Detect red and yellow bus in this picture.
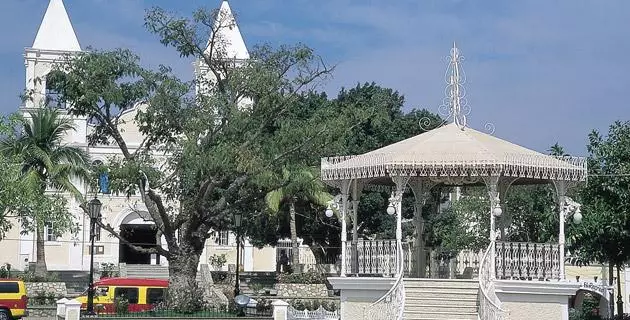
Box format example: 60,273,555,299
0,279,28,320
76,278,168,313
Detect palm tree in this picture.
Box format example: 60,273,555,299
1,108,90,277
265,166,332,272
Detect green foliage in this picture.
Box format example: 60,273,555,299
277,270,326,284
209,254,227,270
425,187,489,252
114,297,130,314
289,299,338,311
18,271,60,282
249,282,265,294
100,263,119,278
569,121,630,267
502,185,559,243
255,298,272,313
210,271,230,284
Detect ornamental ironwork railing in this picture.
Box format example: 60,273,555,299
495,241,561,280
478,243,507,320
362,240,406,320
287,306,339,320
426,249,483,279
345,240,412,276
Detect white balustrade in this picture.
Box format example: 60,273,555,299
346,239,413,275
287,306,339,320
495,241,561,280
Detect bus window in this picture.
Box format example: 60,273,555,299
147,288,165,305
114,287,139,304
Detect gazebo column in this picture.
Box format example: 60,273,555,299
553,180,569,281
339,180,352,277
497,178,518,240
390,176,410,276
409,179,435,278
483,176,501,280
350,180,363,275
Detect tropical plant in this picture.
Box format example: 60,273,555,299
0,108,90,277
265,166,332,270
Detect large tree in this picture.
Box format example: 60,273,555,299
0,109,89,277
47,6,380,311
569,121,630,316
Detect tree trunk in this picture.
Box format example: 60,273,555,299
289,200,300,272
166,243,203,312
34,222,47,278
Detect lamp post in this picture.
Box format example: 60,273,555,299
233,213,242,298
86,197,102,315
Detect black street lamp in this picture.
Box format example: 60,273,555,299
86,197,102,315
233,213,242,298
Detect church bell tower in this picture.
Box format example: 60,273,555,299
23,0,86,145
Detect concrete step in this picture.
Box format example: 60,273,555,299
405,290,478,300
402,312,478,320
403,279,479,319
405,304,478,314
405,296,478,307
404,278,479,288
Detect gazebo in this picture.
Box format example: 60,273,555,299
321,45,588,320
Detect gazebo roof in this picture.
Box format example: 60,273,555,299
321,122,587,183
321,44,587,185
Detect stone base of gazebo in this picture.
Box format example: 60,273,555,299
328,277,396,319
495,280,581,320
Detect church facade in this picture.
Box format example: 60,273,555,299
0,0,284,272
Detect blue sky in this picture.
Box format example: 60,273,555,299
1,0,629,155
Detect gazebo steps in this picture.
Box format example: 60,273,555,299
403,279,479,319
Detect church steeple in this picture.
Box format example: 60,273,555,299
205,1,249,60
32,0,81,51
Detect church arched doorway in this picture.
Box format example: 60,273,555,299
118,211,160,265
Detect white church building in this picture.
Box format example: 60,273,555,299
0,0,296,273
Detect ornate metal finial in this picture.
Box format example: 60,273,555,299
420,43,471,131
420,43,496,135
444,42,469,130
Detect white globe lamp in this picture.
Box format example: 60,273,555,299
386,203,396,216
573,209,582,224
325,205,334,218
492,204,502,217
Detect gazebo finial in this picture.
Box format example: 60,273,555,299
444,42,469,130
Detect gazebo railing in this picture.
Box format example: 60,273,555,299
362,240,406,320
495,241,561,280
345,240,412,276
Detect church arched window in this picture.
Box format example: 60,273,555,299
45,70,67,109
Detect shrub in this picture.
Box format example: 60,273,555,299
277,270,326,284
114,297,129,314
100,263,119,278
0,265,8,279
255,298,272,313
18,271,59,282
33,291,47,306
250,282,264,294
288,299,338,311
211,271,231,284
209,254,227,270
